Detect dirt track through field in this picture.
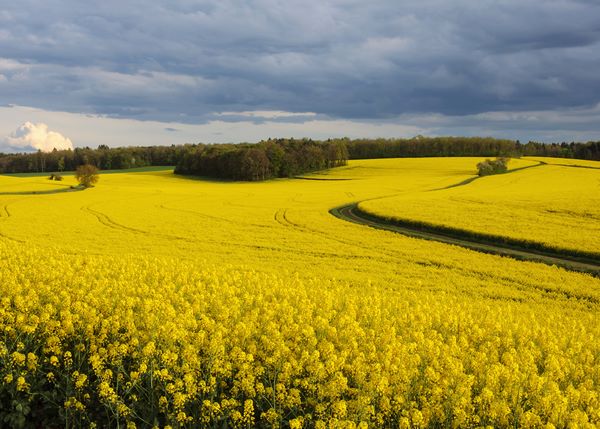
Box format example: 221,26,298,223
330,203,600,277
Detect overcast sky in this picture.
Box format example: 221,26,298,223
2,0,600,150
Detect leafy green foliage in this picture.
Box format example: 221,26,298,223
174,138,349,181
75,164,99,188
477,157,509,176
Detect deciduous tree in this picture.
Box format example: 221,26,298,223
75,164,99,188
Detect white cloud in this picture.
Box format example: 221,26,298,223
3,122,74,152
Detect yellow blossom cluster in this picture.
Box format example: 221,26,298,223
1,239,599,427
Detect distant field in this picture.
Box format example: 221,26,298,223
359,157,600,256
0,174,79,194
1,157,599,427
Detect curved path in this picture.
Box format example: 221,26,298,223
0,186,85,196
330,203,600,277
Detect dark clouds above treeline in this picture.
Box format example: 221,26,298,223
1,0,600,124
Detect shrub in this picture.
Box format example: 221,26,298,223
477,157,509,176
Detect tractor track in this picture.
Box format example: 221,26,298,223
330,203,600,277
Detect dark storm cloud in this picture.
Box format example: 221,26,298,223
1,0,600,123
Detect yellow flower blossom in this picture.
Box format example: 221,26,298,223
16,376,28,392
11,352,26,366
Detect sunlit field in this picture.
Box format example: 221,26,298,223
0,174,78,194
359,157,600,257
1,157,599,427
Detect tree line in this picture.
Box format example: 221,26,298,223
174,139,348,180
345,136,520,158
1,137,599,179
0,144,183,174
520,140,600,161
345,137,600,161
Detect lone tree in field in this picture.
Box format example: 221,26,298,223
75,164,99,188
477,157,510,176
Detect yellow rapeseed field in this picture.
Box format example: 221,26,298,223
360,158,600,256
0,174,79,194
1,157,599,427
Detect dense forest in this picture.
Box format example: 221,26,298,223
345,136,519,158
345,137,600,161
175,139,348,180
520,140,600,160
1,137,599,179
0,144,183,174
